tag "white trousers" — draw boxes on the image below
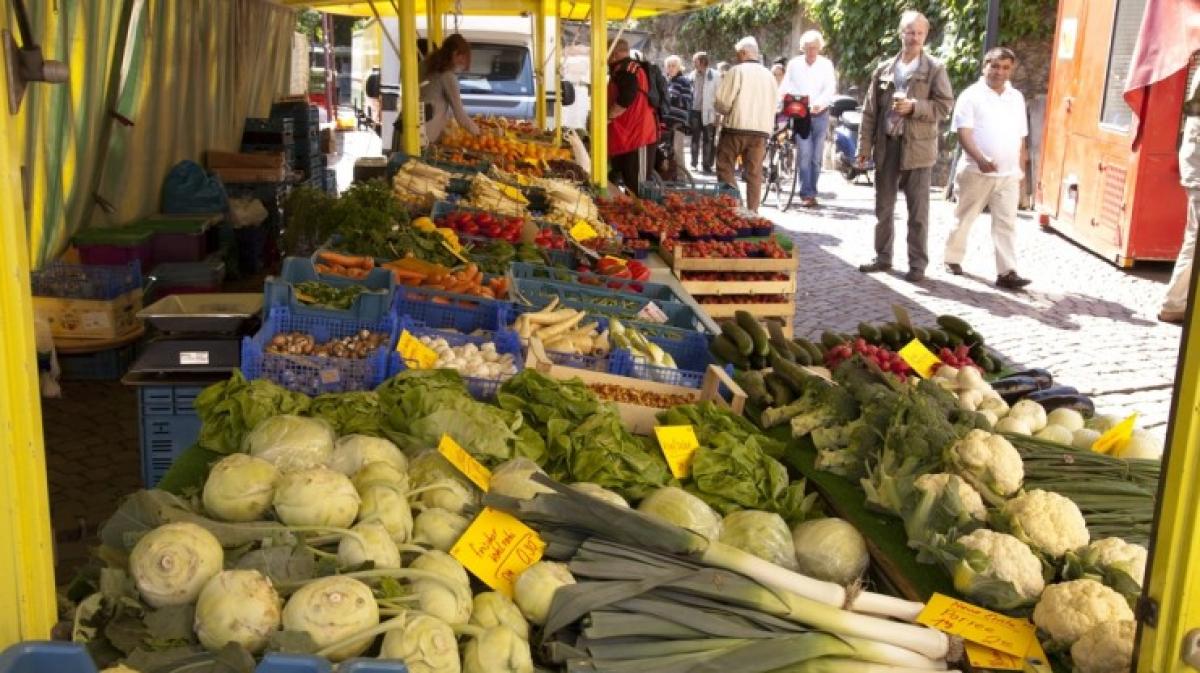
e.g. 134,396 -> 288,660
944,170 -> 1021,275
1162,189 -> 1200,313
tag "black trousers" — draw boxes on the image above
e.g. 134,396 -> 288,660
611,145 -> 651,197
689,110 -> 716,171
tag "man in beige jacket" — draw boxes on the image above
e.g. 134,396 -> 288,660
857,11 -> 955,282
714,36 -> 779,212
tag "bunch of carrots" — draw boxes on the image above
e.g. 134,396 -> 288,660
380,257 -> 509,300
314,251 -> 375,279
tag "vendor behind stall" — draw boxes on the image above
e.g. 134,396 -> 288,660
420,34 -> 481,145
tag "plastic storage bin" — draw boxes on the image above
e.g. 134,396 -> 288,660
393,285 -> 513,333
59,344 -> 136,381
72,227 -> 155,269
133,215 -> 220,264
640,180 -> 743,204
145,259 -> 226,303
257,654 -> 408,673
264,256 -> 395,321
509,262 -> 684,303
391,321 -> 524,399
138,385 -> 203,487
242,307 -> 398,396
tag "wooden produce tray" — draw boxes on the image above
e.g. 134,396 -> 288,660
698,299 -> 796,337
679,274 -> 797,296
527,341 -> 745,435
662,246 -> 799,274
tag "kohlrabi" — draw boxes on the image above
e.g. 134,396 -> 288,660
273,466 -> 360,528
202,453 -> 280,522
282,576 -> 380,661
129,522 -> 224,608
194,569 -> 282,653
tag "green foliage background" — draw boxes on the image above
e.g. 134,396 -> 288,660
674,0 -> 802,65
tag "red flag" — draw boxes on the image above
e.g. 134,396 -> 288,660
1123,0 -> 1200,148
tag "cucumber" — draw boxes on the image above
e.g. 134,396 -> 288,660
711,335 -> 749,368
765,373 -> 797,404
937,314 -> 984,345
913,326 -> 930,343
794,338 -> 824,363
750,353 -> 768,370
879,325 -> 903,350
891,322 -> 914,343
770,341 -> 796,362
945,332 -> 964,348
820,331 -> 846,349
734,370 -> 771,407
736,311 -> 771,356
766,319 -> 789,344
721,321 -> 755,356
857,322 -> 882,344
974,354 -> 994,373
926,329 -> 949,348
769,349 -> 812,391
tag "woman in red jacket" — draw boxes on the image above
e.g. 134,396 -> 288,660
607,39 -> 660,197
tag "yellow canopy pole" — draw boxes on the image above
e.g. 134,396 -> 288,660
589,0 -> 608,190
532,0 -> 547,129
0,9 -> 57,643
1137,268 -> 1200,669
428,0 -> 443,48
398,0 -> 421,154
553,0 -> 563,144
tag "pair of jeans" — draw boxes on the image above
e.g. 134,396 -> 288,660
794,111 -> 829,199
689,110 -> 716,170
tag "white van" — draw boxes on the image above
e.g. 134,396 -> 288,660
352,16 -> 580,150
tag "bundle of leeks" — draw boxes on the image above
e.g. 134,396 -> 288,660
486,477 -> 960,673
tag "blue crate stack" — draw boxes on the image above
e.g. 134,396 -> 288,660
0,642 -> 409,673
268,101 -> 327,190
138,386 -> 204,487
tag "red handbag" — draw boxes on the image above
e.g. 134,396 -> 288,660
783,94 -> 809,119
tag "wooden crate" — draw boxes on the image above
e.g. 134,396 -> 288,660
698,300 -> 796,337
664,246 -> 799,298
527,343 -> 745,435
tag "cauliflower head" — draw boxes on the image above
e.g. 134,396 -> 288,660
1033,579 -> 1133,647
945,429 -> 1025,502
955,529 -> 1045,608
996,489 -> 1089,559
915,473 -> 987,522
1069,620 -> 1135,673
1086,538 -> 1147,586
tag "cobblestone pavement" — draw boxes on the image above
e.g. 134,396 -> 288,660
753,170 -> 1184,433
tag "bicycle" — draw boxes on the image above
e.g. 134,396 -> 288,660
762,119 -> 800,210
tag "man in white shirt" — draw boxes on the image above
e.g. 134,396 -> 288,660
688,52 -> 720,173
780,30 -> 838,207
714,36 -> 779,212
1158,65 -> 1200,324
943,47 -> 1031,290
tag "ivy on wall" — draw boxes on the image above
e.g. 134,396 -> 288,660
671,0 -> 800,64
808,0 -> 1055,93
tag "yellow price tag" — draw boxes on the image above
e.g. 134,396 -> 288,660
438,434 -> 492,491
396,330 -> 439,369
654,425 -> 700,479
450,507 -> 546,597
964,637 -> 1051,672
916,593 -> 1036,657
500,185 -> 528,203
570,220 -> 599,242
1091,413 -> 1138,455
898,338 -> 942,378
601,255 -> 627,268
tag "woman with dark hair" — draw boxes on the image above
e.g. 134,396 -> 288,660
420,34 -> 480,144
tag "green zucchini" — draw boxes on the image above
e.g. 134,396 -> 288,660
734,370 -> 771,407
820,331 -> 846,349
711,335 -> 749,368
764,373 -> 796,404
857,322 -> 882,344
720,321 -> 754,356
926,329 -> 949,348
769,349 -> 811,391
736,311 -> 771,356
794,338 -> 824,363
770,341 -> 796,363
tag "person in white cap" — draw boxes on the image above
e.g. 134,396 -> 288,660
713,36 -> 779,212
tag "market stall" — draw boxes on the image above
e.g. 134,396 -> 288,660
3,0 -> 1200,672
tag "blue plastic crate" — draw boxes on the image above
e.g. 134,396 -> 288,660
391,321 -> 524,400
257,654 -> 408,673
265,256 -> 395,321
59,344 -> 136,381
242,308 -> 398,396
0,642 -> 97,673
640,180 -> 743,205
31,260 -> 141,300
138,385 -> 204,487
510,261 -> 683,303
513,278 -> 705,331
624,329 -> 723,388
245,117 -> 293,134
236,223 -> 270,275
393,285 -> 512,332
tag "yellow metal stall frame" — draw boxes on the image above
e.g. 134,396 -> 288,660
0,1 -> 58,643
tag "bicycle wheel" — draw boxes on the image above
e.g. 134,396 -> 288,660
762,142 -> 783,208
784,142 -> 802,211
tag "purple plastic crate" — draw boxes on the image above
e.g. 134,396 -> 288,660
242,307 -> 398,396
73,227 -> 155,269
134,215 -> 221,264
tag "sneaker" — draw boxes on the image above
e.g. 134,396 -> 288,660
802,197 -> 819,207
1159,309 -> 1185,324
858,261 -> 892,273
945,263 -> 963,276
996,271 -> 1032,290
905,269 -> 925,282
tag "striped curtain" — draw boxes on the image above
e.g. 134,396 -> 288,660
15,0 -> 295,268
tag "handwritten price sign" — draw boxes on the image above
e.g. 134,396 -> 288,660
451,507 -> 546,597
917,593 -> 1036,657
898,339 -> 942,379
397,330 -> 438,369
654,425 -> 700,479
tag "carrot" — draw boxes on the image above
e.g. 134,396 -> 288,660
318,251 -> 371,269
390,269 -> 426,284
479,287 -> 495,299
431,296 -> 451,305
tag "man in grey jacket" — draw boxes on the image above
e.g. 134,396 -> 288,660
857,11 -> 955,282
